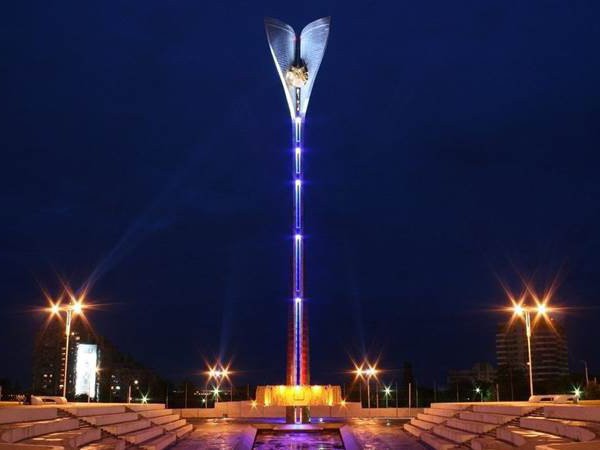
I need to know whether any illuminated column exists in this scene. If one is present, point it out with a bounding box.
[265,16,330,423]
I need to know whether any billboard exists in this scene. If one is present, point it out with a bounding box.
[75,343,97,398]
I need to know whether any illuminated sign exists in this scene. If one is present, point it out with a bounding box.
[75,344,97,398]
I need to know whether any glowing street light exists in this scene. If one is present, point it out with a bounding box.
[475,387,484,402]
[508,297,552,398]
[128,379,139,404]
[212,386,221,401]
[47,297,86,398]
[206,362,234,404]
[354,361,379,415]
[383,386,392,408]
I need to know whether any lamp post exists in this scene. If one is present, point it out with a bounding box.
[384,386,391,408]
[48,298,85,398]
[128,379,138,404]
[510,301,550,398]
[582,361,590,386]
[475,387,483,402]
[354,362,379,416]
[365,365,378,415]
[206,363,233,410]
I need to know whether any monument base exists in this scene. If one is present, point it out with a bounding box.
[285,406,311,424]
[256,385,342,409]
[256,385,341,423]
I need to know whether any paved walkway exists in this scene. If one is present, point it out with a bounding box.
[170,419,250,449]
[171,418,426,449]
[349,418,427,450]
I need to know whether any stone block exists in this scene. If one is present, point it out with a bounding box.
[0,418,79,443]
[446,418,495,434]
[520,417,596,442]
[433,424,476,443]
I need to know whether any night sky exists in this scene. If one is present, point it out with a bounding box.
[1,1,599,388]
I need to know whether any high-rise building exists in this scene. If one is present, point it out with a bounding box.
[496,317,569,384]
[32,319,165,402]
[447,362,497,385]
[32,319,93,396]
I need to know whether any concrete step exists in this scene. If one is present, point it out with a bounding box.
[121,426,163,445]
[446,418,495,434]
[103,419,150,436]
[61,406,126,417]
[433,424,477,444]
[420,431,459,450]
[535,443,600,450]
[126,404,165,413]
[80,437,126,450]
[0,407,57,425]
[150,414,179,425]
[139,409,173,419]
[418,413,447,424]
[0,444,65,450]
[425,407,457,418]
[174,423,193,438]
[459,411,516,425]
[140,432,176,450]
[23,426,102,450]
[411,418,435,431]
[472,404,537,416]
[431,403,470,411]
[404,423,423,438]
[470,437,514,450]
[84,412,138,426]
[162,419,186,432]
[520,417,597,442]
[0,417,79,443]
[544,406,600,423]
[497,425,568,448]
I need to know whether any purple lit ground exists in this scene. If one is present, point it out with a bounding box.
[349,418,427,449]
[170,418,426,449]
[253,430,343,449]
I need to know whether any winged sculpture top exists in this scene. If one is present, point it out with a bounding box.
[264,17,331,119]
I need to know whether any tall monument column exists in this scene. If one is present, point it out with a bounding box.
[265,17,330,424]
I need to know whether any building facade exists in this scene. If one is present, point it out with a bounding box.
[32,319,164,402]
[448,362,497,386]
[496,317,569,384]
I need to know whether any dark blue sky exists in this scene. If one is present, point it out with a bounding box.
[1,1,599,387]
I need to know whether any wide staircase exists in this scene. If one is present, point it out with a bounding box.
[404,402,600,450]
[0,403,193,450]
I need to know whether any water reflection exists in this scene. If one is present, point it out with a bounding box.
[253,430,344,449]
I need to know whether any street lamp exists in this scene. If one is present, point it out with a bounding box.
[383,386,392,408]
[354,362,378,415]
[48,297,85,398]
[581,361,590,387]
[475,387,483,402]
[128,379,139,404]
[510,299,551,398]
[212,386,220,404]
[206,363,233,405]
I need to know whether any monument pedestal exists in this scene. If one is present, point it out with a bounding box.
[285,406,311,424]
[256,385,341,424]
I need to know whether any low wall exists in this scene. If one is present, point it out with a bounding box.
[233,425,257,450]
[172,401,421,419]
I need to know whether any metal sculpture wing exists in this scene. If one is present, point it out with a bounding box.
[298,17,330,117]
[265,17,330,119]
[264,17,297,119]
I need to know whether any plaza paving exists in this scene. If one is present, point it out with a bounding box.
[349,418,427,449]
[171,418,425,449]
[170,419,251,449]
